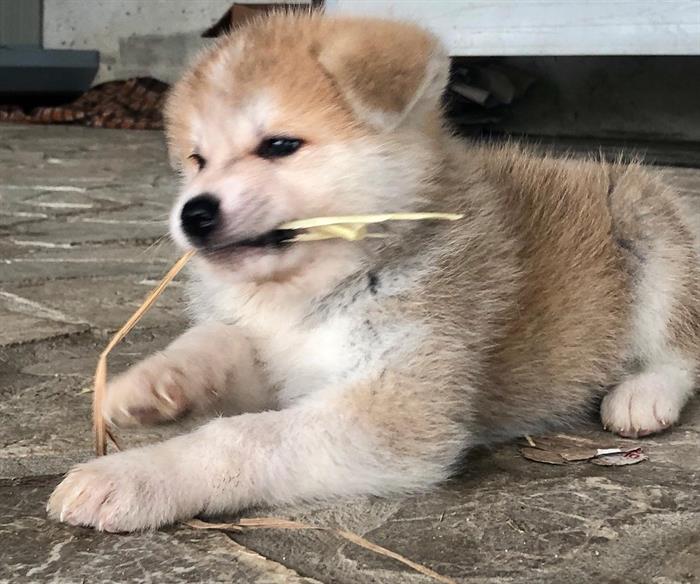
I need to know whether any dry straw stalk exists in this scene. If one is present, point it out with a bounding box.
[186,518,457,584]
[92,212,462,454]
[89,213,463,583]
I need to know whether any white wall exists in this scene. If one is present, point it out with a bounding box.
[43,0,234,84]
[43,0,700,87]
[326,1,700,56]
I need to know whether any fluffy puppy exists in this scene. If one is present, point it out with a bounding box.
[48,13,699,531]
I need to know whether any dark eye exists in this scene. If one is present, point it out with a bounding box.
[255,137,304,159]
[187,152,206,171]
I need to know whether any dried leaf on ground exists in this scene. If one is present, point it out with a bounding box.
[520,435,646,466]
[519,446,567,465]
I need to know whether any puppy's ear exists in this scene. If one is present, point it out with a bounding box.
[316,19,449,130]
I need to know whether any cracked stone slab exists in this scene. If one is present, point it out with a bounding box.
[1,125,699,584]
[3,274,187,332]
[0,291,90,347]
[230,420,700,584]
[0,327,193,480]
[0,476,320,584]
[9,216,169,248]
[0,242,178,284]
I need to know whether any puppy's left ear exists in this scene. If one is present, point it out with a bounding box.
[316,19,449,130]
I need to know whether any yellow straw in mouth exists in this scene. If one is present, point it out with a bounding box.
[280,212,463,231]
[92,212,462,455]
[280,212,462,243]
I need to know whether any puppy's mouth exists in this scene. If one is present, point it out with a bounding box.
[205,228,297,253]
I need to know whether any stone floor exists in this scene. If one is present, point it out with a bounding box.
[1,124,699,584]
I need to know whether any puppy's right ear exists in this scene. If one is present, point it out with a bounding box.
[316,19,449,131]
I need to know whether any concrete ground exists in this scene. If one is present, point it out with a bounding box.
[1,124,699,584]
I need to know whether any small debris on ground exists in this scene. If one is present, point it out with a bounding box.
[590,448,648,466]
[520,434,647,466]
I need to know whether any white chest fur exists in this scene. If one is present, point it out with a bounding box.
[189,268,398,405]
[250,309,364,404]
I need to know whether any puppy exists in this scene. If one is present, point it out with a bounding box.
[48,13,699,532]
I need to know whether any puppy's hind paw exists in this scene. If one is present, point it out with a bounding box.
[601,372,686,439]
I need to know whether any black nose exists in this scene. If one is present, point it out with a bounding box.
[180,194,220,241]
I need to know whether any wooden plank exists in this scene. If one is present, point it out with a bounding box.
[324,1,700,56]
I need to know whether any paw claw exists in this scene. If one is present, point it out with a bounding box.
[156,387,176,407]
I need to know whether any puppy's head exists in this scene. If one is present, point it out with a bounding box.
[165,13,449,282]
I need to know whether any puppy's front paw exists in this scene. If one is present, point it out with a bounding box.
[47,452,179,532]
[103,354,193,428]
[601,375,683,438]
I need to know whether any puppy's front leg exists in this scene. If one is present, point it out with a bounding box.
[49,373,467,531]
[103,322,269,427]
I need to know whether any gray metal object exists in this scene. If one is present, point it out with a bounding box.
[0,46,98,94]
[0,0,42,47]
[0,1,98,97]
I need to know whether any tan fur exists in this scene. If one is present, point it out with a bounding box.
[48,12,699,532]
[405,146,636,439]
